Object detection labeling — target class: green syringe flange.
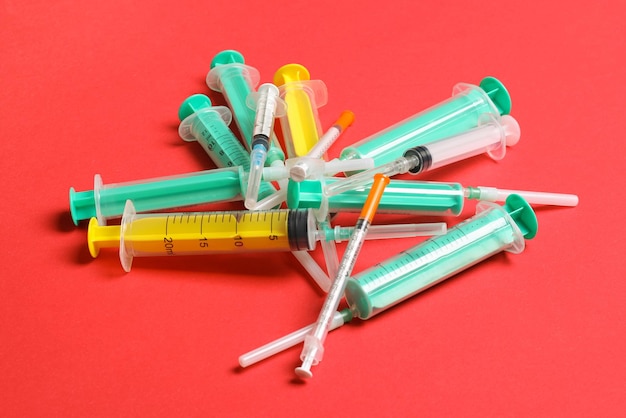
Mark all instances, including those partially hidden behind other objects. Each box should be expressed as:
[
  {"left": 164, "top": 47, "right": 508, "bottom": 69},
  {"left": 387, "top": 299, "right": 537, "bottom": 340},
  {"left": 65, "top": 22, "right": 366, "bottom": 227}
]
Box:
[
  {"left": 503, "top": 194, "right": 538, "bottom": 239},
  {"left": 210, "top": 50, "right": 245, "bottom": 69},
  {"left": 480, "top": 76, "right": 511, "bottom": 116},
  {"left": 178, "top": 94, "right": 213, "bottom": 121}
]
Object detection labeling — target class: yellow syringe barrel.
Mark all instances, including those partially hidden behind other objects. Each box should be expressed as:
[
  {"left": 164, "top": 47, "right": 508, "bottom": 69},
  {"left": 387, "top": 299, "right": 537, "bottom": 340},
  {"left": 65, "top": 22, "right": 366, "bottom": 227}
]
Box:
[
  {"left": 274, "top": 64, "right": 327, "bottom": 158},
  {"left": 88, "top": 202, "right": 316, "bottom": 271}
]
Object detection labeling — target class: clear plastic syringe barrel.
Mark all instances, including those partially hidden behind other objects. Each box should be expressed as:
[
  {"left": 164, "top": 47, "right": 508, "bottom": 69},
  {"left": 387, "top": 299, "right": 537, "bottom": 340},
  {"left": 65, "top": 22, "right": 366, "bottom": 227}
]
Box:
[
  {"left": 69, "top": 167, "right": 244, "bottom": 225},
  {"left": 345, "top": 195, "right": 538, "bottom": 320},
  {"left": 403, "top": 114, "right": 520, "bottom": 172},
  {"left": 328, "top": 113, "right": 520, "bottom": 197},
  {"left": 339, "top": 77, "right": 511, "bottom": 167},
  {"left": 207, "top": 50, "right": 285, "bottom": 164},
  {"left": 274, "top": 64, "right": 328, "bottom": 158},
  {"left": 288, "top": 178, "right": 465, "bottom": 216}
]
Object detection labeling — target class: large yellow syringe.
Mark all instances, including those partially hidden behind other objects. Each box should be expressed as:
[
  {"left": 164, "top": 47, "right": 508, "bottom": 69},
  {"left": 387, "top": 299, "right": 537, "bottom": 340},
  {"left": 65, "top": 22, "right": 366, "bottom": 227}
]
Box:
[{"left": 88, "top": 201, "right": 446, "bottom": 272}]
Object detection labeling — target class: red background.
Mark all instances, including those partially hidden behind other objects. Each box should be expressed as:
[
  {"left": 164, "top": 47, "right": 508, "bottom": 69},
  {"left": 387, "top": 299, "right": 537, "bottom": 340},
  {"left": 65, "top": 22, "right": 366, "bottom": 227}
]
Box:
[{"left": 1, "top": 1, "right": 625, "bottom": 416}]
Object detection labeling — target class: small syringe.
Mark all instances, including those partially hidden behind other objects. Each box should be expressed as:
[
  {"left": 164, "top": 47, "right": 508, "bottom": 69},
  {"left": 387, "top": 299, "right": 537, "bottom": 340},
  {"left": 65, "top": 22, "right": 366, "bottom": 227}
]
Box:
[
  {"left": 295, "top": 174, "right": 390, "bottom": 379},
  {"left": 244, "top": 83, "right": 286, "bottom": 209}
]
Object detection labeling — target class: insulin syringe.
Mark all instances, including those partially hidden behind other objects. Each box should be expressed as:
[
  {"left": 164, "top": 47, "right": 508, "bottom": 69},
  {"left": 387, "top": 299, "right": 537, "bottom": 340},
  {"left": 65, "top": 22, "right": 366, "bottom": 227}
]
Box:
[
  {"left": 88, "top": 201, "right": 446, "bottom": 273},
  {"left": 326, "top": 114, "right": 519, "bottom": 197},
  {"left": 206, "top": 50, "right": 285, "bottom": 164},
  {"left": 295, "top": 174, "right": 390, "bottom": 379},
  {"left": 245, "top": 83, "right": 286, "bottom": 209},
  {"left": 239, "top": 195, "right": 538, "bottom": 370}
]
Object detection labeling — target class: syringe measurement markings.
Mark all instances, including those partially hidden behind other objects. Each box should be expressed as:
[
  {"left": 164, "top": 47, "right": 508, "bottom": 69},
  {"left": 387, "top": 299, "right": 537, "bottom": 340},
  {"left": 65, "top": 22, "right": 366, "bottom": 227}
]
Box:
[
  {"left": 361, "top": 216, "right": 511, "bottom": 306},
  {"left": 164, "top": 215, "right": 174, "bottom": 255}
]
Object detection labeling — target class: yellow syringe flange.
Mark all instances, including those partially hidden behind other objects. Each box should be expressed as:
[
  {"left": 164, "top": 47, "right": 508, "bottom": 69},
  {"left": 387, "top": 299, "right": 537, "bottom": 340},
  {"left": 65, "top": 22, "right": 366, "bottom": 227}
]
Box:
[
  {"left": 273, "top": 64, "right": 326, "bottom": 158},
  {"left": 87, "top": 218, "right": 121, "bottom": 258}
]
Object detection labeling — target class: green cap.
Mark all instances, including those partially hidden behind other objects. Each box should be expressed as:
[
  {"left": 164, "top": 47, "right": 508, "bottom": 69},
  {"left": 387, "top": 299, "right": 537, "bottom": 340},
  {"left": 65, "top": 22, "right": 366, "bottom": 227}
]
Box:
[
  {"left": 178, "top": 94, "right": 212, "bottom": 121},
  {"left": 287, "top": 179, "right": 325, "bottom": 209},
  {"left": 210, "top": 50, "right": 245, "bottom": 69},
  {"left": 69, "top": 188, "right": 96, "bottom": 225},
  {"left": 503, "top": 194, "right": 538, "bottom": 239},
  {"left": 480, "top": 76, "right": 511, "bottom": 116}
]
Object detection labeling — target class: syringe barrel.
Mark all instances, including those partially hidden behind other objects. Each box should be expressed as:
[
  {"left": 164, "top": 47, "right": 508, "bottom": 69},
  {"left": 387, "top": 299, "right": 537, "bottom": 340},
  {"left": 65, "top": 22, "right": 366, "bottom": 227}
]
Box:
[
  {"left": 345, "top": 195, "right": 538, "bottom": 320},
  {"left": 274, "top": 64, "right": 328, "bottom": 158},
  {"left": 287, "top": 178, "right": 465, "bottom": 216},
  {"left": 113, "top": 207, "right": 317, "bottom": 270},
  {"left": 403, "top": 114, "right": 520, "bottom": 172},
  {"left": 183, "top": 107, "right": 252, "bottom": 169},
  {"left": 69, "top": 167, "right": 244, "bottom": 224},
  {"left": 339, "top": 77, "right": 510, "bottom": 168}
]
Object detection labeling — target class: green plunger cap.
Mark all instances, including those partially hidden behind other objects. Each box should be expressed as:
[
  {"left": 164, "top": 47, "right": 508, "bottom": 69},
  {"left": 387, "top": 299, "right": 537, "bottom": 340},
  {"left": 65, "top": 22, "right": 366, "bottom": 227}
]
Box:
[
  {"left": 69, "top": 188, "right": 96, "bottom": 225},
  {"left": 210, "top": 50, "right": 245, "bottom": 69},
  {"left": 178, "top": 94, "right": 212, "bottom": 121},
  {"left": 287, "top": 179, "right": 326, "bottom": 209},
  {"left": 503, "top": 194, "right": 538, "bottom": 239},
  {"left": 286, "top": 179, "right": 301, "bottom": 209},
  {"left": 480, "top": 76, "right": 511, "bottom": 116}
]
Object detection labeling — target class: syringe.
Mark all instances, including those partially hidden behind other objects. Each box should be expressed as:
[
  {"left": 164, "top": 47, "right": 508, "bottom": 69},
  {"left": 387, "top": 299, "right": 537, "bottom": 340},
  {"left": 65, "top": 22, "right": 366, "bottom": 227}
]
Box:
[
  {"left": 88, "top": 201, "right": 445, "bottom": 273},
  {"left": 339, "top": 77, "right": 511, "bottom": 168},
  {"left": 238, "top": 195, "right": 538, "bottom": 369},
  {"left": 206, "top": 50, "right": 285, "bottom": 165},
  {"left": 288, "top": 177, "right": 578, "bottom": 217},
  {"left": 69, "top": 167, "right": 246, "bottom": 225},
  {"left": 245, "top": 83, "right": 286, "bottom": 209},
  {"left": 178, "top": 94, "right": 278, "bottom": 202},
  {"left": 326, "top": 114, "right": 520, "bottom": 197},
  {"left": 274, "top": 64, "right": 328, "bottom": 158},
  {"left": 295, "top": 174, "right": 390, "bottom": 379}
]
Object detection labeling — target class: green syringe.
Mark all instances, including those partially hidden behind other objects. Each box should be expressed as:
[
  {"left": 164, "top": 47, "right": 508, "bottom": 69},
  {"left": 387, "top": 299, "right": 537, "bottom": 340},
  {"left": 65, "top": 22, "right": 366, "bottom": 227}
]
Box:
[
  {"left": 69, "top": 167, "right": 246, "bottom": 225},
  {"left": 238, "top": 195, "right": 538, "bottom": 369},
  {"left": 344, "top": 194, "right": 537, "bottom": 319},
  {"left": 339, "top": 77, "right": 511, "bottom": 169}
]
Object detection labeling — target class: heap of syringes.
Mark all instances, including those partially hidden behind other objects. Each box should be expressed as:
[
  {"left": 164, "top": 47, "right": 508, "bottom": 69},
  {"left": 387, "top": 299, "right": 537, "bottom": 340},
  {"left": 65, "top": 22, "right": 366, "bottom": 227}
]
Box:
[{"left": 67, "top": 48, "right": 580, "bottom": 381}]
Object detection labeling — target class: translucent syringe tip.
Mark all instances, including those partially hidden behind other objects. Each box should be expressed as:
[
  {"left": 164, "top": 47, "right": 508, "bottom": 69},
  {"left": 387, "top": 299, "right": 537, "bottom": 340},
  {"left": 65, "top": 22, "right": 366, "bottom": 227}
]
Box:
[
  {"left": 244, "top": 143, "right": 269, "bottom": 210},
  {"left": 465, "top": 186, "right": 579, "bottom": 207}
]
